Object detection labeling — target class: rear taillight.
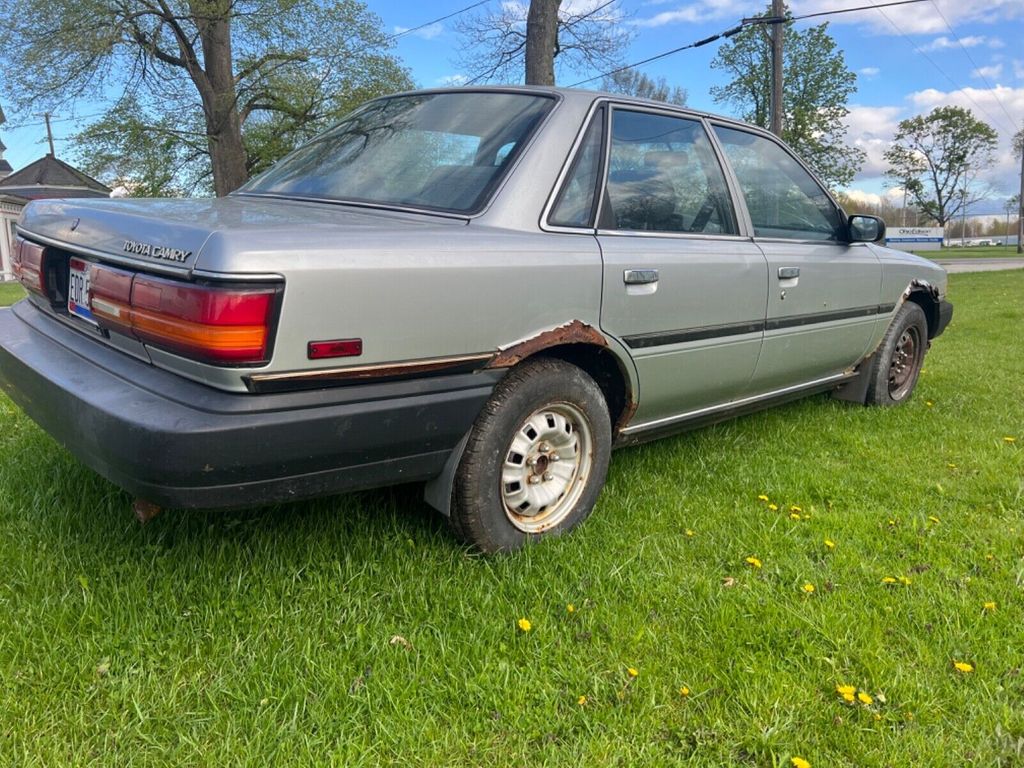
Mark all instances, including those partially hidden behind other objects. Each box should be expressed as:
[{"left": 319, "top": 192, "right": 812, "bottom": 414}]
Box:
[
  {"left": 89, "top": 264, "right": 279, "bottom": 365},
  {"left": 11, "top": 236, "right": 47, "bottom": 295}
]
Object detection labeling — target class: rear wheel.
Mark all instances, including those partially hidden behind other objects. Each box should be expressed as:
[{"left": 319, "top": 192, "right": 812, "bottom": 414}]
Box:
[
  {"left": 865, "top": 302, "right": 928, "bottom": 406},
  {"left": 450, "top": 357, "right": 611, "bottom": 553}
]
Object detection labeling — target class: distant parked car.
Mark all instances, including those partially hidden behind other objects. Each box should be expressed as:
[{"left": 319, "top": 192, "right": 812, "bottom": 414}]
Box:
[{"left": 0, "top": 87, "right": 952, "bottom": 552}]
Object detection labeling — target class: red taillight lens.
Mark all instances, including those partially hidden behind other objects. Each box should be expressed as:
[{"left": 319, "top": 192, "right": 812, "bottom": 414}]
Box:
[
  {"left": 87, "top": 264, "right": 279, "bottom": 365},
  {"left": 12, "top": 237, "right": 46, "bottom": 295}
]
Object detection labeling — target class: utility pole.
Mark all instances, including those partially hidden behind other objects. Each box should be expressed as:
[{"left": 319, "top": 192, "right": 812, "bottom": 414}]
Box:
[
  {"left": 769, "top": 0, "right": 784, "bottom": 137},
  {"left": 35, "top": 112, "right": 56, "bottom": 156},
  {"left": 960, "top": 187, "right": 968, "bottom": 248},
  {"left": 1018, "top": 145, "right": 1023, "bottom": 254}
]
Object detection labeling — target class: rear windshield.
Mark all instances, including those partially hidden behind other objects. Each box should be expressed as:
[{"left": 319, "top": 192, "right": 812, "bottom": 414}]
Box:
[{"left": 240, "top": 92, "right": 554, "bottom": 214}]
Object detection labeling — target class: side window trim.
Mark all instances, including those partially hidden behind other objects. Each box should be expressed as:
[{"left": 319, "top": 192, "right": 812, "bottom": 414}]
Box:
[
  {"left": 597, "top": 104, "right": 743, "bottom": 239},
  {"left": 542, "top": 101, "right": 610, "bottom": 231},
  {"left": 709, "top": 120, "right": 848, "bottom": 243}
]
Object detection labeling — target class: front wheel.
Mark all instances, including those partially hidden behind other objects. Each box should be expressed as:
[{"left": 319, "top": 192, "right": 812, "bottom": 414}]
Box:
[
  {"left": 865, "top": 302, "right": 928, "bottom": 406},
  {"left": 450, "top": 357, "right": 612, "bottom": 553}
]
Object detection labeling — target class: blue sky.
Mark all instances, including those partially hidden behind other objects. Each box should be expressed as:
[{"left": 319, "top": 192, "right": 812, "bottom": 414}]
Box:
[{"left": 2, "top": 0, "right": 1022, "bottom": 208}]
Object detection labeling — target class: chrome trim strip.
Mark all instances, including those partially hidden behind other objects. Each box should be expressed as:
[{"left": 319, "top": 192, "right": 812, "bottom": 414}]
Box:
[
  {"left": 622, "top": 372, "right": 854, "bottom": 435},
  {"left": 249, "top": 352, "right": 494, "bottom": 384}
]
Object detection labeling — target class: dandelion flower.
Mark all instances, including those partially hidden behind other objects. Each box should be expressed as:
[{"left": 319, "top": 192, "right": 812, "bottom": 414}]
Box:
[
  {"left": 953, "top": 661, "right": 974, "bottom": 673},
  {"left": 577, "top": 695, "right": 587, "bottom": 706},
  {"left": 824, "top": 539, "right": 836, "bottom": 550},
  {"left": 567, "top": 603, "right": 575, "bottom": 613},
  {"left": 1004, "top": 436, "right": 1017, "bottom": 444},
  {"left": 792, "top": 757, "right": 811, "bottom": 768},
  {"left": 745, "top": 556, "right": 762, "bottom": 569},
  {"left": 947, "top": 463, "right": 957, "bottom": 469},
  {"left": 768, "top": 503, "right": 779, "bottom": 511},
  {"left": 983, "top": 601, "right": 996, "bottom": 612},
  {"left": 985, "top": 554, "right": 994, "bottom": 561},
  {"left": 802, "top": 582, "right": 815, "bottom": 594},
  {"left": 926, "top": 401, "right": 934, "bottom": 407},
  {"left": 517, "top": 618, "right": 532, "bottom": 633},
  {"left": 679, "top": 686, "right": 690, "bottom": 696},
  {"left": 888, "top": 519, "right": 896, "bottom": 526},
  {"left": 790, "top": 512, "right": 801, "bottom": 520},
  {"left": 758, "top": 494, "right": 770, "bottom": 502},
  {"left": 836, "top": 683, "right": 856, "bottom": 703},
  {"left": 685, "top": 529, "right": 695, "bottom": 537},
  {"left": 627, "top": 667, "right": 639, "bottom": 678},
  {"left": 857, "top": 691, "right": 873, "bottom": 705},
  {"left": 790, "top": 506, "right": 803, "bottom": 513},
  {"left": 898, "top": 576, "right": 912, "bottom": 586},
  {"left": 928, "top": 515, "right": 940, "bottom": 524},
  {"left": 882, "top": 576, "right": 897, "bottom": 584}
]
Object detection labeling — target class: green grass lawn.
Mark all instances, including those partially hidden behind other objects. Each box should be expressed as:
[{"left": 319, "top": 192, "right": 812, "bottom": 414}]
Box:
[
  {"left": 918, "top": 245, "right": 1022, "bottom": 259},
  {"left": 1, "top": 272, "right": 1022, "bottom": 766},
  {"left": 0, "top": 282, "right": 26, "bottom": 306}
]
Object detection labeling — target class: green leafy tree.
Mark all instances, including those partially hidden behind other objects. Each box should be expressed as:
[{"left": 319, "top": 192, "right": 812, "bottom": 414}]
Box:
[
  {"left": 883, "top": 106, "right": 998, "bottom": 227},
  {"left": 602, "top": 68, "right": 687, "bottom": 106},
  {"left": 710, "top": 9, "right": 863, "bottom": 188},
  {"left": 0, "top": 0, "right": 411, "bottom": 197}
]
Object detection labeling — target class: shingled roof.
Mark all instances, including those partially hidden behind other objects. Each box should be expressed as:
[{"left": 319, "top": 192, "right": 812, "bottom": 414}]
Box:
[{"left": 0, "top": 154, "right": 110, "bottom": 200}]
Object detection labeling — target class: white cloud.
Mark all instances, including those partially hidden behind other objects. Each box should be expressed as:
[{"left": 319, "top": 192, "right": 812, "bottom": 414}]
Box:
[
  {"left": 635, "top": 0, "right": 749, "bottom": 27},
  {"left": 789, "top": 0, "right": 1023, "bottom": 36},
  {"left": 844, "top": 105, "right": 904, "bottom": 178},
  {"left": 393, "top": 22, "right": 444, "bottom": 40},
  {"left": 859, "top": 66, "right": 880, "bottom": 77},
  {"left": 972, "top": 64, "right": 1004, "bottom": 80},
  {"left": 843, "top": 188, "right": 905, "bottom": 206},
  {"left": 921, "top": 35, "right": 987, "bottom": 52},
  {"left": 436, "top": 74, "right": 469, "bottom": 86}
]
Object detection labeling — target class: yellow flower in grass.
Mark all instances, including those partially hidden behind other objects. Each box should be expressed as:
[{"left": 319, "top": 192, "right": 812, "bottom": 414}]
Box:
[
  {"left": 802, "top": 582, "right": 815, "bottom": 594},
  {"left": 926, "top": 400, "right": 934, "bottom": 407},
  {"left": 953, "top": 661, "right": 974, "bottom": 674},
  {"left": 1004, "top": 436, "right": 1017, "bottom": 444},
  {"left": 857, "top": 691, "right": 873, "bottom": 705},
  {"left": 898, "top": 576, "right": 912, "bottom": 586},
  {"left": 517, "top": 618, "right": 532, "bottom": 633},
  {"left": 790, "top": 505, "right": 803, "bottom": 513},
  {"left": 685, "top": 529, "right": 695, "bottom": 537},
  {"left": 947, "top": 463, "right": 957, "bottom": 469},
  {"left": 768, "top": 503, "right": 779, "bottom": 511},
  {"left": 758, "top": 494, "right": 770, "bottom": 502},
  {"left": 882, "top": 576, "right": 898, "bottom": 584},
  {"left": 745, "top": 556, "right": 762, "bottom": 569},
  {"left": 792, "top": 757, "right": 811, "bottom": 768},
  {"left": 824, "top": 539, "right": 836, "bottom": 550},
  {"left": 679, "top": 686, "right": 690, "bottom": 697},
  {"left": 790, "top": 512, "right": 802, "bottom": 521},
  {"left": 577, "top": 695, "right": 587, "bottom": 706},
  {"left": 566, "top": 603, "right": 575, "bottom": 613},
  {"left": 985, "top": 554, "right": 995, "bottom": 561},
  {"left": 836, "top": 683, "right": 856, "bottom": 703},
  {"left": 983, "top": 601, "right": 996, "bottom": 612},
  {"left": 928, "top": 515, "right": 940, "bottom": 524},
  {"left": 627, "top": 667, "right": 639, "bottom": 678}
]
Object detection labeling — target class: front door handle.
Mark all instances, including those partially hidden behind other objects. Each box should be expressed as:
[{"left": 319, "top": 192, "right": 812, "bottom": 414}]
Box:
[
  {"left": 778, "top": 267, "right": 800, "bottom": 280},
  {"left": 624, "top": 269, "right": 659, "bottom": 285}
]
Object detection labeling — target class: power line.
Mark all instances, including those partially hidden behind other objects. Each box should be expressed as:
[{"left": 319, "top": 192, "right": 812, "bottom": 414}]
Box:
[
  {"left": 568, "top": 0, "right": 933, "bottom": 88},
  {"left": 926, "top": 0, "right": 1020, "bottom": 133},
  {"left": 388, "top": 0, "right": 491, "bottom": 43},
  {"left": 865, "top": 0, "right": 1016, "bottom": 136}
]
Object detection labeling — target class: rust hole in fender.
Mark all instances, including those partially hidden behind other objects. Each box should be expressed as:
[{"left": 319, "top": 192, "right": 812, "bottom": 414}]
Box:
[{"left": 485, "top": 320, "right": 608, "bottom": 369}]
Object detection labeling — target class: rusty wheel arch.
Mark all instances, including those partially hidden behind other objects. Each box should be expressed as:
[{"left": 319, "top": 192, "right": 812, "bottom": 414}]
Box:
[
  {"left": 486, "top": 320, "right": 637, "bottom": 436},
  {"left": 900, "top": 280, "right": 942, "bottom": 340}
]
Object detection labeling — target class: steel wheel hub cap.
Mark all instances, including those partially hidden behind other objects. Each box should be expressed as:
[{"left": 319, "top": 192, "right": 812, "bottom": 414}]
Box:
[
  {"left": 888, "top": 326, "right": 920, "bottom": 398},
  {"left": 501, "top": 403, "right": 594, "bottom": 533}
]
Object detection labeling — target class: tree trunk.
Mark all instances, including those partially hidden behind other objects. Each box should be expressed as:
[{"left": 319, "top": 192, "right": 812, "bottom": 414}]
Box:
[
  {"left": 525, "top": 0, "right": 560, "bottom": 86},
  {"left": 195, "top": 5, "right": 249, "bottom": 196}
]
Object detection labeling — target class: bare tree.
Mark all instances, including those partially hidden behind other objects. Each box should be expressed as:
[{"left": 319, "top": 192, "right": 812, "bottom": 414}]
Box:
[
  {"left": 602, "top": 68, "right": 687, "bottom": 106},
  {"left": 457, "top": 0, "right": 632, "bottom": 86}
]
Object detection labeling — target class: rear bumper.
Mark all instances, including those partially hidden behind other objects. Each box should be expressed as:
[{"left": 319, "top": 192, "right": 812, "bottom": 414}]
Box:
[{"left": 0, "top": 301, "right": 500, "bottom": 508}]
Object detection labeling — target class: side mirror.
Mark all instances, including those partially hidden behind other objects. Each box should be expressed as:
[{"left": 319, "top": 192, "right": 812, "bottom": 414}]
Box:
[{"left": 847, "top": 214, "right": 885, "bottom": 243}]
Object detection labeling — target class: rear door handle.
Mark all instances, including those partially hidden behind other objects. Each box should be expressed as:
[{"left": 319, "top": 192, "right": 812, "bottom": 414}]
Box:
[
  {"left": 777, "top": 267, "right": 800, "bottom": 279},
  {"left": 624, "top": 269, "right": 659, "bottom": 285}
]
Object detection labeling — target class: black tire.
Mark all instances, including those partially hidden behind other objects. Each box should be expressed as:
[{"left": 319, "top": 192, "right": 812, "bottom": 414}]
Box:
[
  {"left": 450, "top": 357, "right": 612, "bottom": 554},
  {"left": 865, "top": 302, "right": 928, "bottom": 406}
]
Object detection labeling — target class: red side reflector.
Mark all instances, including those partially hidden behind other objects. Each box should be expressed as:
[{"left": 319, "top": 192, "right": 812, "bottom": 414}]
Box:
[
  {"left": 12, "top": 237, "right": 46, "bottom": 295},
  {"left": 308, "top": 339, "right": 363, "bottom": 360}
]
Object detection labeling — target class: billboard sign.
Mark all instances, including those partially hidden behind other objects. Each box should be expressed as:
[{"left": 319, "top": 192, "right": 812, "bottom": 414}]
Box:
[{"left": 886, "top": 227, "right": 944, "bottom": 251}]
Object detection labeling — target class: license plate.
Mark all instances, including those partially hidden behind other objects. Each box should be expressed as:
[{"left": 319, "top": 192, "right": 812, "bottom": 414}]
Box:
[{"left": 67, "top": 258, "right": 96, "bottom": 324}]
